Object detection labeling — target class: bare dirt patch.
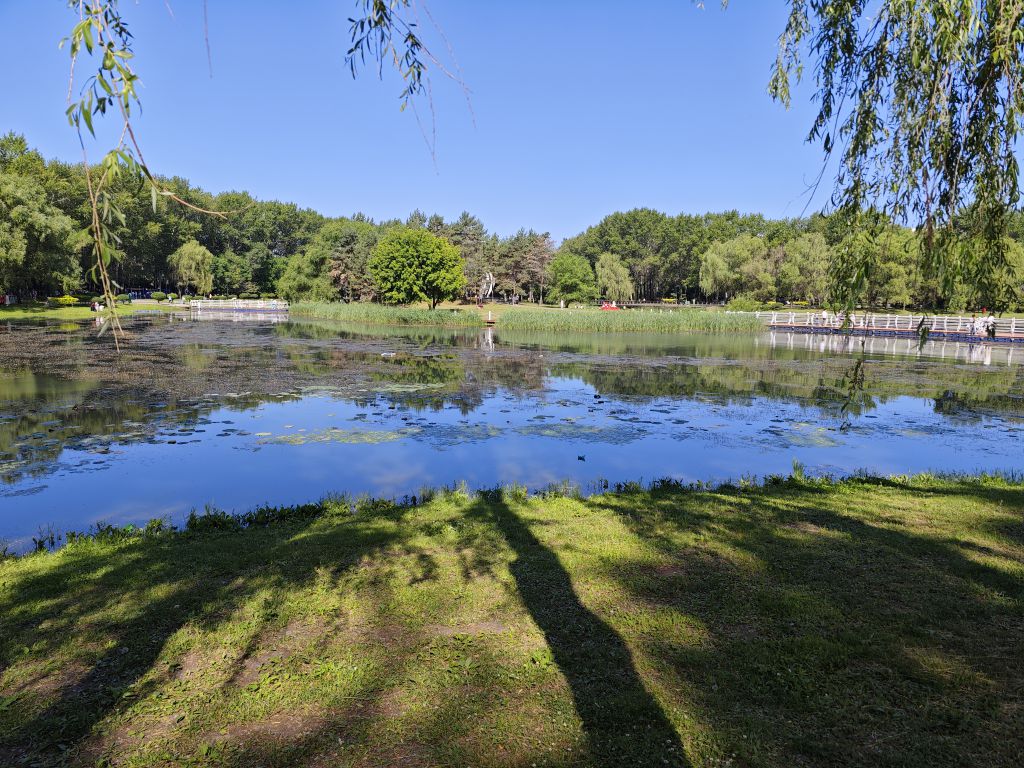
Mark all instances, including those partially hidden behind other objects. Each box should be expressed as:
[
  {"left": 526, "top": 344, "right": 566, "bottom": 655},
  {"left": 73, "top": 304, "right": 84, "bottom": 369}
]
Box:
[
  {"left": 211, "top": 708, "right": 329, "bottom": 745},
  {"left": 427, "top": 619, "right": 508, "bottom": 636},
  {"left": 9, "top": 659, "right": 90, "bottom": 697},
  {"left": 230, "top": 617, "right": 328, "bottom": 687}
]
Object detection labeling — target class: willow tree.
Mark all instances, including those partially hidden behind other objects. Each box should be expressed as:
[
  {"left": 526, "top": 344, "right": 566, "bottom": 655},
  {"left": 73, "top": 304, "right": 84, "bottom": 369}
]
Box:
[
  {"left": 770, "top": 0, "right": 1024, "bottom": 310},
  {"left": 168, "top": 239, "right": 213, "bottom": 296},
  {"left": 595, "top": 252, "right": 634, "bottom": 303}
]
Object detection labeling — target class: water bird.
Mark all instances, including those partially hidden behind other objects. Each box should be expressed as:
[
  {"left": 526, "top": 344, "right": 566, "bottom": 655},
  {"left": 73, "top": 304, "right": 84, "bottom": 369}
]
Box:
[{"left": 577, "top": 455, "right": 586, "bottom": 461}]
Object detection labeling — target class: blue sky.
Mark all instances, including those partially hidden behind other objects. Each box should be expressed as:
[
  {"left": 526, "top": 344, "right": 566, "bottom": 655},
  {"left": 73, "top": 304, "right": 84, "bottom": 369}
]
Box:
[{"left": 1, "top": 1, "right": 829, "bottom": 241}]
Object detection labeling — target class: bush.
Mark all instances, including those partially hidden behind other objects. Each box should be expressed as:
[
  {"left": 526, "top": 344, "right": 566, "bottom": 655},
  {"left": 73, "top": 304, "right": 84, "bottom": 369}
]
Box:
[
  {"left": 46, "top": 295, "right": 79, "bottom": 307},
  {"left": 260, "top": 293, "right": 277, "bottom": 299},
  {"left": 725, "top": 295, "right": 762, "bottom": 312},
  {"left": 115, "top": 293, "right": 130, "bottom": 304},
  {"left": 167, "top": 293, "right": 178, "bottom": 301},
  {"left": 239, "top": 292, "right": 260, "bottom": 299},
  {"left": 90, "top": 296, "right": 102, "bottom": 305},
  {"left": 150, "top": 291, "right": 167, "bottom": 302}
]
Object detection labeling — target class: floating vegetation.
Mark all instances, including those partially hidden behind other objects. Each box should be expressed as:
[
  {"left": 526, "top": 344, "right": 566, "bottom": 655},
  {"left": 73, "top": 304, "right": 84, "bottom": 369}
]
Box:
[
  {"left": 515, "top": 422, "right": 646, "bottom": 444},
  {"left": 411, "top": 423, "right": 504, "bottom": 447},
  {"left": 767, "top": 423, "right": 843, "bottom": 448},
  {"left": 258, "top": 427, "right": 419, "bottom": 445}
]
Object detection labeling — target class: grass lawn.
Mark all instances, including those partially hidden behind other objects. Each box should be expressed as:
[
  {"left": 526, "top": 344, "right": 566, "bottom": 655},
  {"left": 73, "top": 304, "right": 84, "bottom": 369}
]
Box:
[
  {"left": 0, "top": 303, "right": 183, "bottom": 321},
  {"left": 1, "top": 475, "right": 1021, "bottom": 767}
]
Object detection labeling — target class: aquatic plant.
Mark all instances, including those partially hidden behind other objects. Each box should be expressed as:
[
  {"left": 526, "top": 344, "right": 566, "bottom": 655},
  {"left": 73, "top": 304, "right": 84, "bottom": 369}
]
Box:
[
  {"left": 258, "top": 427, "right": 417, "bottom": 445},
  {"left": 495, "top": 307, "right": 763, "bottom": 333},
  {"left": 291, "top": 302, "right": 485, "bottom": 327}
]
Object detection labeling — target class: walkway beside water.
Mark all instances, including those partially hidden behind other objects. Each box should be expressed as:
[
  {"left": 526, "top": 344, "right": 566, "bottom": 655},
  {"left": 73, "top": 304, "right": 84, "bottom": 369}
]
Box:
[{"left": 748, "top": 310, "right": 1024, "bottom": 344}]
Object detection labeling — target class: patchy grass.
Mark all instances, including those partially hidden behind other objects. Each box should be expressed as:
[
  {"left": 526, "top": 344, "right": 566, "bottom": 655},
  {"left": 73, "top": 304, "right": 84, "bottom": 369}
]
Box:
[
  {"left": 290, "top": 302, "right": 485, "bottom": 328},
  {"left": 1, "top": 475, "right": 1022, "bottom": 767},
  {"left": 0, "top": 303, "right": 182, "bottom": 321},
  {"left": 497, "top": 306, "right": 764, "bottom": 333}
]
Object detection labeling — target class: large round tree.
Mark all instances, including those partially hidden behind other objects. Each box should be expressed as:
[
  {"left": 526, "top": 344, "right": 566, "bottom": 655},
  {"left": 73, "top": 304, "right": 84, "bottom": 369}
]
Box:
[{"left": 368, "top": 228, "right": 465, "bottom": 309}]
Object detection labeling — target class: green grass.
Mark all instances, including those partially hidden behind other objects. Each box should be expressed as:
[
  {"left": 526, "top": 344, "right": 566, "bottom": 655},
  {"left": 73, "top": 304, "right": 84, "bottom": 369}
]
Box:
[
  {"left": 290, "top": 302, "right": 485, "bottom": 328},
  {"left": 496, "top": 306, "right": 764, "bottom": 333},
  {"left": 0, "top": 303, "right": 182, "bottom": 321},
  {"left": 1, "top": 474, "right": 1021, "bottom": 767}
]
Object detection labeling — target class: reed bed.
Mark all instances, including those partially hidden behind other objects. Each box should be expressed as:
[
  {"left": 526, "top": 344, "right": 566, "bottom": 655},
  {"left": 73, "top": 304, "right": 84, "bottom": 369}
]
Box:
[
  {"left": 496, "top": 306, "right": 763, "bottom": 333},
  {"left": 290, "top": 301, "right": 484, "bottom": 327}
]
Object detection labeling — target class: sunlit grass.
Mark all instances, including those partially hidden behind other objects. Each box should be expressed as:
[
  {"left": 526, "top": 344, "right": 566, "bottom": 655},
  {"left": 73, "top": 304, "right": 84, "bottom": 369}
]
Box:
[
  {"left": 290, "top": 302, "right": 485, "bottom": 327},
  {"left": 497, "top": 306, "right": 764, "bottom": 333},
  {"left": 1, "top": 474, "right": 1021, "bottom": 766},
  {"left": 0, "top": 303, "right": 182, "bottom": 321}
]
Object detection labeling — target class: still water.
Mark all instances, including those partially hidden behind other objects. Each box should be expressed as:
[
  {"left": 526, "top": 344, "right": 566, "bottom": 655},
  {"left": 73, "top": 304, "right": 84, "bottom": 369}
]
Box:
[{"left": 1, "top": 314, "right": 1022, "bottom": 549}]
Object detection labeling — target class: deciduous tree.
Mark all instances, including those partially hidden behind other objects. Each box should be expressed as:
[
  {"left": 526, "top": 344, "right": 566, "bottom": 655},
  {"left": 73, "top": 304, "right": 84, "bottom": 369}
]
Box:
[
  {"left": 595, "top": 252, "right": 634, "bottom": 303},
  {"left": 168, "top": 239, "right": 213, "bottom": 296},
  {"left": 547, "top": 251, "right": 597, "bottom": 305},
  {"left": 369, "top": 228, "right": 466, "bottom": 308}
]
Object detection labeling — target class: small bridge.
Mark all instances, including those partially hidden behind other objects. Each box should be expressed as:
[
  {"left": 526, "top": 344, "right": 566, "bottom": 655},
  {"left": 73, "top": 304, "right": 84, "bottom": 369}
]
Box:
[
  {"left": 748, "top": 310, "right": 1024, "bottom": 344},
  {"left": 189, "top": 299, "right": 289, "bottom": 314}
]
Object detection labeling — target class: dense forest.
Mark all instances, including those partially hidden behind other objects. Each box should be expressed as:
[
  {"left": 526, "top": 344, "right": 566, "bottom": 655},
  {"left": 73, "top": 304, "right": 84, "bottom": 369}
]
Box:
[{"left": 3, "top": 131, "right": 1023, "bottom": 310}]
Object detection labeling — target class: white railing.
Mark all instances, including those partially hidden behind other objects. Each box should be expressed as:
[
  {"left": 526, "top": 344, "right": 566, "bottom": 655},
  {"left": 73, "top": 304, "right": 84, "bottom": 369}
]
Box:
[
  {"left": 744, "top": 310, "right": 1021, "bottom": 337},
  {"left": 190, "top": 299, "right": 289, "bottom": 312}
]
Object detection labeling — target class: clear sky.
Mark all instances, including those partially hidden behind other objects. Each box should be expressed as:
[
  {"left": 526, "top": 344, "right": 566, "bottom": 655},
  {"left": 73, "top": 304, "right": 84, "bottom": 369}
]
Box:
[{"left": 1, "top": 1, "right": 830, "bottom": 241}]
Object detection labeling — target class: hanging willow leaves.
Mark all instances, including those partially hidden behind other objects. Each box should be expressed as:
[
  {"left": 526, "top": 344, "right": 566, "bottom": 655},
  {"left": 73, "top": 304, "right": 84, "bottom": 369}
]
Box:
[
  {"left": 770, "top": 0, "right": 1024, "bottom": 311},
  {"left": 62, "top": 1, "right": 227, "bottom": 344}
]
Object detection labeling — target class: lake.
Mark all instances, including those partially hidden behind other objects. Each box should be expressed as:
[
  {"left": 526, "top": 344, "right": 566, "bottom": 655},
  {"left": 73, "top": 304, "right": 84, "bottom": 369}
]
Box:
[{"left": 1, "top": 313, "right": 1022, "bottom": 550}]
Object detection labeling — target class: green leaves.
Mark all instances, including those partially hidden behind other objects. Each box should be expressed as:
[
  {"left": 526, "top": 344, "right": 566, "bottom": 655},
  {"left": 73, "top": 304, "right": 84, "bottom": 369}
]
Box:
[
  {"left": 168, "top": 239, "right": 215, "bottom": 296},
  {"left": 369, "top": 227, "right": 466, "bottom": 308},
  {"left": 770, "top": 0, "right": 1024, "bottom": 310},
  {"left": 546, "top": 251, "right": 597, "bottom": 305}
]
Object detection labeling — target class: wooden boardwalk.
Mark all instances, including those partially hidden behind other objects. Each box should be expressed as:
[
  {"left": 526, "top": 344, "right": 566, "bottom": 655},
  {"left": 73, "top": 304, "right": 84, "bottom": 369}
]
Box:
[
  {"left": 749, "top": 310, "right": 1024, "bottom": 344},
  {"left": 189, "top": 299, "right": 289, "bottom": 314}
]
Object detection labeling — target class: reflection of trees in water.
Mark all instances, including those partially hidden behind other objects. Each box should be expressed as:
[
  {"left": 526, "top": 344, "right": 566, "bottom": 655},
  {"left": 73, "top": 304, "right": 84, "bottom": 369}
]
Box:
[
  {"left": 4, "top": 316, "right": 1022, "bottom": 489},
  {"left": 552, "top": 361, "right": 882, "bottom": 415},
  {"left": 274, "top": 319, "right": 483, "bottom": 349},
  {"left": 0, "top": 371, "right": 301, "bottom": 485},
  {"left": 0, "top": 334, "right": 548, "bottom": 484},
  {"left": 553, "top": 358, "right": 1024, "bottom": 418}
]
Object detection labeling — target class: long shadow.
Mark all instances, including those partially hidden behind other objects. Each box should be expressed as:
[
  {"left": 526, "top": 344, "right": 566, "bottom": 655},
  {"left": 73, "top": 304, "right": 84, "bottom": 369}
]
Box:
[
  {"left": 599, "top": 483, "right": 1024, "bottom": 766},
  {"left": 468, "top": 491, "right": 690, "bottom": 767},
  {"left": 0, "top": 505, "right": 416, "bottom": 766}
]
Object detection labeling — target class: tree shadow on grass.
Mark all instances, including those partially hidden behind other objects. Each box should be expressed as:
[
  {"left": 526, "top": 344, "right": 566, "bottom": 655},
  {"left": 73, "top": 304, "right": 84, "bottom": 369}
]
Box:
[
  {"left": 0, "top": 505, "right": 421, "bottom": 767},
  {"left": 466, "top": 490, "right": 690, "bottom": 767},
  {"left": 594, "top": 480, "right": 1024, "bottom": 766}
]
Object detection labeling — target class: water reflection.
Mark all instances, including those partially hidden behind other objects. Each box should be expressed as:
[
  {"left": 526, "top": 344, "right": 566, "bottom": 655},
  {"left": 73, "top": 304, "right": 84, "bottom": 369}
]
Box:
[{"left": 0, "top": 315, "right": 1022, "bottom": 549}]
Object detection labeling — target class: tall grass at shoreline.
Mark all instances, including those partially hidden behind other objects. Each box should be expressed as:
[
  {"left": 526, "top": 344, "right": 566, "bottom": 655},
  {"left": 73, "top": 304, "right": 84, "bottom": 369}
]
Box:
[
  {"left": 290, "top": 301, "right": 485, "bottom": 327},
  {"left": 290, "top": 302, "right": 763, "bottom": 333},
  {"left": 497, "top": 306, "right": 763, "bottom": 333}
]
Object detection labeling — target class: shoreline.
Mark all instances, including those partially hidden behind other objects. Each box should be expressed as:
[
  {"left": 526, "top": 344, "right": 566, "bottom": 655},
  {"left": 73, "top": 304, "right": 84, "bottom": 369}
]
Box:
[{"left": 2, "top": 471, "right": 1021, "bottom": 766}]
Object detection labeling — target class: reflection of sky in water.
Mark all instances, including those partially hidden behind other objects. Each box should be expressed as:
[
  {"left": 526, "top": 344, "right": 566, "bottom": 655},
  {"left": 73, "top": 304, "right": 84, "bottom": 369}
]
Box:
[
  {"left": 2, "top": 316, "right": 1024, "bottom": 550},
  {"left": 3, "top": 376, "right": 1022, "bottom": 550}
]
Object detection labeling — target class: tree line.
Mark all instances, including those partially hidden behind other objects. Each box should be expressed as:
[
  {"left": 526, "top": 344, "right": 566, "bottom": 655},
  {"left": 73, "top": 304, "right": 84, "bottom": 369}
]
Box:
[{"left": 3, "top": 131, "right": 1023, "bottom": 310}]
